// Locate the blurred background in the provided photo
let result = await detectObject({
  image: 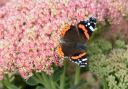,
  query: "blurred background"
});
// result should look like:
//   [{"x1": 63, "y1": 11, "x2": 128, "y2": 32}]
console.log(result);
[{"x1": 0, "y1": 0, "x2": 128, "y2": 89}]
